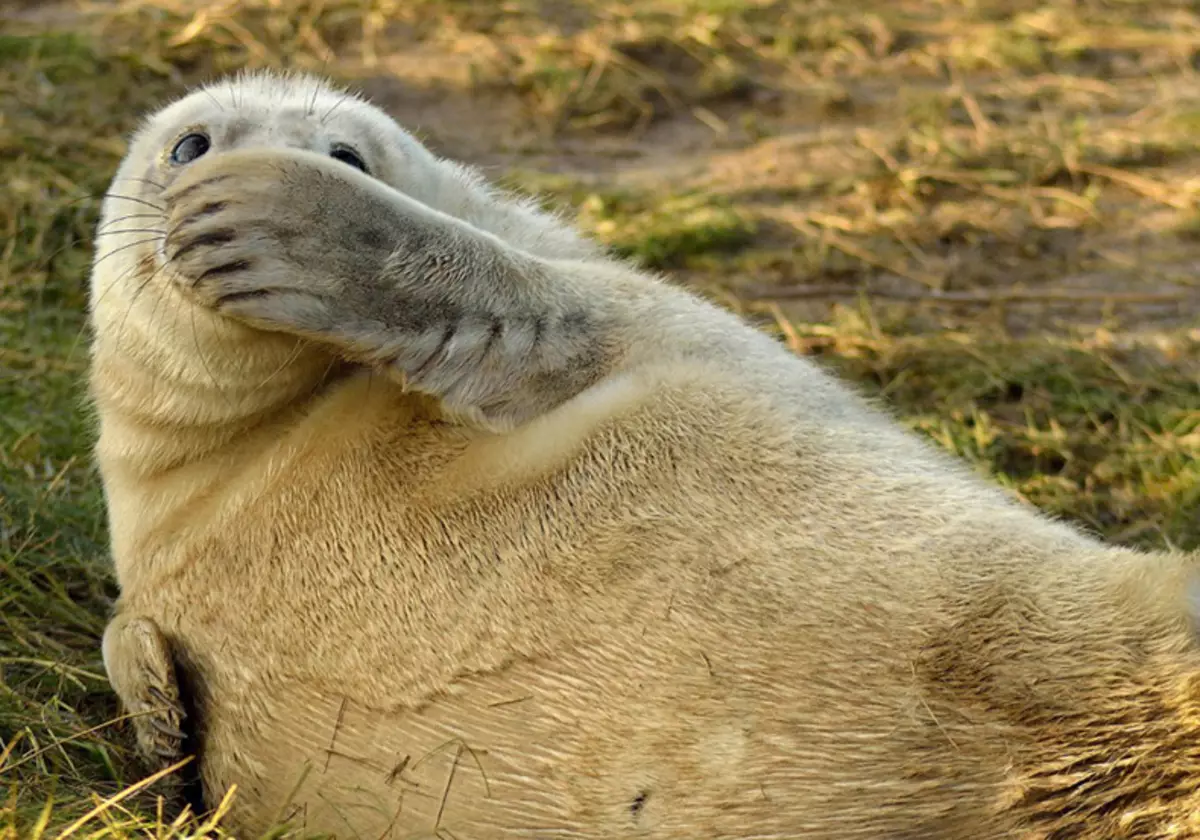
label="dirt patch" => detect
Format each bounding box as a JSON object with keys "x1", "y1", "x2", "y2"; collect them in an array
[{"x1": 356, "y1": 65, "x2": 1198, "y2": 335}]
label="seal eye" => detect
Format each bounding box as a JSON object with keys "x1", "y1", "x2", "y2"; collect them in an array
[
  {"x1": 170, "y1": 133, "x2": 210, "y2": 165},
  {"x1": 330, "y1": 146, "x2": 368, "y2": 174}
]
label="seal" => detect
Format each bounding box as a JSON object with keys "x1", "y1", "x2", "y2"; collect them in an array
[{"x1": 92, "y1": 70, "x2": 1200, "y2": 839}]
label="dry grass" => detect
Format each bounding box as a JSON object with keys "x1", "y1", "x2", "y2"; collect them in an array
[{"x1": 1, "y1": 0, "x2": 1197, "y2": 835}]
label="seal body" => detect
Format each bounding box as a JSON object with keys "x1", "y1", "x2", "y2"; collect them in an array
[{"x1": 92, "y1": 71, "x2": 1200, "y2": 839}]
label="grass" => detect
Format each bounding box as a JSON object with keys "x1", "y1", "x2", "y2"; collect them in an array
[{"x1": 1, "y1": 0, "x2": 1198, "y2": 835}]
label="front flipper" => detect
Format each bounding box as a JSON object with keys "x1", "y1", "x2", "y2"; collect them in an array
[
  {"x1": 102, "y1": 614, "x2": 188, "y2": 773},
  {"x1": 160, "y1": 147, "x2": 634, "y2": 433}
]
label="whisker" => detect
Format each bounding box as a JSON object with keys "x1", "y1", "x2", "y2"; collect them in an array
[
  {"x1": 139, "y1": 256, "x2": 173, "y2": 321},
  {"x1": 87, "y1": 252, "x2": 150, "y2": 316},
  {"x1": 321, "y1": 90, "x2": 354, "y2": 125},
  {"x1": 90, "y1": 236, "x2": 165, "y2": 270},
  {"x1": 93, "y1": 228, "x2": 168, "y2": 238},
  {"x1": 111, "y1": 175, "x2": 167, "y2": 191},
  {"x1": 67, "y1": 319, "x2": 94, "y2": 366},
  {"x1": 208, "y1": 283, "x2": 246, "y2": 404},
  {"x1": 102, "y1": 192, "x2": 166, "y2": 212},
  {"x1": 134, "y1": 261, "x2": 175, "y2": 362},
  {"x1": 190, "y1": 302, "x2": 233, "y2": 409},
  {"x1": 247, "y1": 338, "x2": 308, "y2": 406},
  {"x1": 96, "y1": 212, "x2": 163, "y2": 232},
  {"x1": 90, "y1": 236, "x2": 166, "y2": 268},
  {"x1": 109, "y1": 276, "x2": 145, "y2": 358},
  {"x1": 306, "y1": 74, "x2": 321, "y2": 117},
  {"x1": 322, "y1": 353, "x2": 346, "y2": 399},
  {"x1": 28, "y1": 182, "x2": 157, "y2": 217},
  {"x1": 19, "y1": 214, "x2": 157, "y2": 274},
  {"x1": 201, "y1": 87, "x2": 225, "y2": 112},
  {"x1": 105, "y1": 257, "x2": 166, "y2": 361},
  {"x1": 67, "y1": 256, "x2": 146, "y2": 361},
  {"x1": 46, "y1": 192, "x2": 113, "y2": 214}
]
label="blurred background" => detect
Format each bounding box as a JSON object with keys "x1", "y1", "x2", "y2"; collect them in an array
[{"x1": 1, "y1": 0, "x2": 1198, "y2": 831}]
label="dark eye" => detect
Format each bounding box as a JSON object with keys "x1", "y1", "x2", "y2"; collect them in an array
[
  {"x1": 170, "y1": 133, "x2": 210, "y2": 165},
  {"x1": 330, "y1": 146, "x2": 368, "y2": 174}
]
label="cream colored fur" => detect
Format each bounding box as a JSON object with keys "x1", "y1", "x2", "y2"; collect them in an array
[{"x1": 92, "y1": 70, "x2": 1200, "y2": 839}]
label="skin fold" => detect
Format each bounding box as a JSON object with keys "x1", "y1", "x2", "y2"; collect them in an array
[{"x1": 91, "y1": 70, "x2": 1200, "y2": 839}]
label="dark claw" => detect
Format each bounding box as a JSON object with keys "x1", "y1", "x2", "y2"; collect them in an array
[
  {"x1": 147, "y1": 686, "x2": 184, "y2": 714},
  {"x1": 170, "y1": 229, "x2": 236, "y2": 263},
  {"x1": 154, "y1": 742, "x2": 184, "y2": 759},
  {"x1": 149, "y1": 717, "x2": 186, "y2": 739},
  {"x1": 166, "y1": 174, "x2": 235, "y2": 207},
  {"x1": 194, "y1": 200, "x2": 227, "y2": 219},
  {"x1": 199, "y1": 260, "x2": 255, "y2": 286}
]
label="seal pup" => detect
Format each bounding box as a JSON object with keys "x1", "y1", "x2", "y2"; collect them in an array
[{"x1": 93, "y1": 70, "x2": 1200, "y2": 839}]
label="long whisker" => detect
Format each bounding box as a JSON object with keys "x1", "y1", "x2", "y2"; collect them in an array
[
  {"x1": 96, "y1": 212, "x2": 163, "y2": 232},
  {"x1": 246, "y1": 338, "x2": 308, "y2": 407},
  {"x1": 321, "y1": 90, "x2": 354, "y2": 125},
  {"x1": 111, "y1": 175, "x2": 167, "y2": 191},
  {"x1": 133, "y1": 261, "x2": 175, "y2": 361},
  {"x1": 68, "y1": 264, "x2": 127, "y2": 360},
  {"x1": 320, "y1": 352, "x2": 348, "y2": 404},
  {"x1": 89, "y1": 236, "x2": 164, "y2": 270},
  {"x1": 96, "y1": 254, "x2": 167, "y2": 361},
  {"x1": 66, "y1": 319, "x2": 94, "y2": 366},
  {"x1": 112, "y1": 272, "x2": 151, "y2": 359},
  {"x1": 208, "y1": 287, "x2": 246, "y2": 404},
  {"x1": 92, "y1": 228, "x2": 168, "y2": 238},
  {"x1": 39, "y1": 178, "x2": 163, "y2": 213},
  {"x1": 101, "y1": 193, "x2": 166, "y2": 212},
  {"x1": 19, "y1": 213, "x2": 159, "y2": 274},
  {"x1": 46, "y1": 192, "x2": 111, "y2": 214},
  {"x1": 68, "y1": 256, "x2": 145, "y2": 361},
  {"x1": 306, "y1": 74, "x2": 321, "y2": 117},
  {"x1": 201, "y1": 87, "x2": 225, "y2": 113},
  {"x1": 190, "y1": 302, "x2": 233, "y2": 408},
  {"x1": 86, "y1": 249, "x2": 154, "y2": 317}
]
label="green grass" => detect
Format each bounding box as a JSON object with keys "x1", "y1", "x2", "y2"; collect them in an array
[
  {"x1": 2, "y1": 0, "x2": 1198, "y2": 835},
  {"x1": 0, "y1": 22, "x2": 190, "y2": 836},
  {"x1": 502, "y1": 172, "x2": 757, "y2": 268}
]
